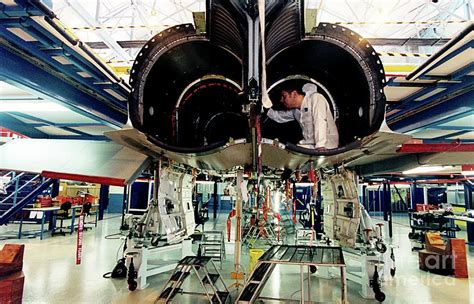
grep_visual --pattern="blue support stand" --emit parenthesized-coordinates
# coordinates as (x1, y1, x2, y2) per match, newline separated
(410, 183, 417, 210)
(99, 185, 109, 221)
(362, 185, 367, 210)
(51, 179, 60, 197)
(315, 179, 323, 235)
(382, 181, 393, 238)
(213, 180, 218, 219)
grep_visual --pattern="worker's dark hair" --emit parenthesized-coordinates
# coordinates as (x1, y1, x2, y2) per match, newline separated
(279, 80, 304, 95)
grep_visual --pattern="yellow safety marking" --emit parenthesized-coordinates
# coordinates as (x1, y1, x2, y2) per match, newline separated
(335, 20, 469, 25)
(70, 20, 469, 30)
(49, 17, 122, 76)
(377, 51, 432, 58)
(70, 24, 167, 30)
(53, 18, 81, 41)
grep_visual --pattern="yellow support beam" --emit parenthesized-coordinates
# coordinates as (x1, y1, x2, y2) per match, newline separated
(110, 66, 131, 75)
(109, 64, 419, 76)
(383, 65, 418, 73)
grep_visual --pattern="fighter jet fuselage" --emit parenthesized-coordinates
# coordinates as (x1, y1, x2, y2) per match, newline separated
(116, 0, 387, 172)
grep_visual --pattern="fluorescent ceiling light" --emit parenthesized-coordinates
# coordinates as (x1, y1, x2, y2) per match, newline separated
(7, 27, 36, 41)
(52, 56, 72, 65)
(402, 165, 454, 175)
(0, 101, 70, 112)
(77, 71, 92, 78)
(295, 182, 314, 186)
(104, 89, 127, 101)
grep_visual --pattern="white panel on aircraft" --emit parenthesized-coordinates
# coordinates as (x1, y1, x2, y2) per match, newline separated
(323, 170, 361, 248)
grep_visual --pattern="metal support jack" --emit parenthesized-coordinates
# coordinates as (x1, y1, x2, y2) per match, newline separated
(228, 169, 245, 291)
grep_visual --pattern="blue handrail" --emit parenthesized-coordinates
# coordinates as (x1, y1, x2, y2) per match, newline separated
(2, 171, 24, 189)
(0, 174, 40, 204)
(0, 178, 54, 226)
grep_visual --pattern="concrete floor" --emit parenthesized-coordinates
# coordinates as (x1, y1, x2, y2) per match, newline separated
(1, 213, 473, 304)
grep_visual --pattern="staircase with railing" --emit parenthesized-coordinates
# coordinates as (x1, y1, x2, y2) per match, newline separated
(0, 171, 54, 226)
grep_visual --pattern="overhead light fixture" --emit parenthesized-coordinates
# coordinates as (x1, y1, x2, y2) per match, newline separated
(7, 27, 37, 42)
(104, 89, 127, 102)
(402, 165, 454, 175)
(0, 101, 69, 112)
(52, 56, 72, 65)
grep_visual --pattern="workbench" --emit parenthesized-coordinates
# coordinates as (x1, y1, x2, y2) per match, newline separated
(18, 204, 98, 240)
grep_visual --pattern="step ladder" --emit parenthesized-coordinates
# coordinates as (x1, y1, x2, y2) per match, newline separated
(157, 256, 230, 303)
(242, 221, 279, 248)
(201, 231, 226, 269)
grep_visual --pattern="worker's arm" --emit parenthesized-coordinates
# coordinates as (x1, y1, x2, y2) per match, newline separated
(267, 108, 297, 123)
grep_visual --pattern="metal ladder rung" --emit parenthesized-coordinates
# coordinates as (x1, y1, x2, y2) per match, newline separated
(158, 286, 180, 300)
(238, 283, 259, 302)
(237, 262, 275, 303)
(211, 291, 229, 304)
(202, 273, 220, 285)
(170, 271, 190, 282)
(249, 262, 272, 281)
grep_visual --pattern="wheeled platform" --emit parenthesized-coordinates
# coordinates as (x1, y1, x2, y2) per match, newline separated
(236, 245, 347, 303)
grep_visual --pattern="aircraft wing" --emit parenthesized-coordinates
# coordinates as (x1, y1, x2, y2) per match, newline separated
(355, 141, 474, 176)
(105, 128, 252, 171)
(106, 127, 417, 172)
(265, 130, 473, 176)
(0, 139, 150, 186)
(262, 131, 413, 171)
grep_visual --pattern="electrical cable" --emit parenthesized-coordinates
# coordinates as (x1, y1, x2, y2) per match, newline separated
(290, 277, 309, 299)
(102, 238, 127, 279)
(116, 238, 125, 261)
(104, 231, 128, 239)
